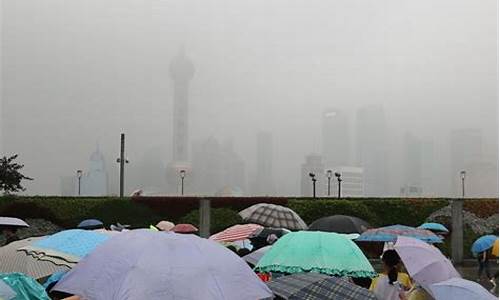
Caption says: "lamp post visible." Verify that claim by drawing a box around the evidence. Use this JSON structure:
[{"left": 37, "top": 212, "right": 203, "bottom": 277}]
[
  {"left": 179, "top": 169, "right": 186, "bottom": 195},
  {"left": 326, "top": 170, "right": 333, "bottom": 196},
  {"left": 460, "top": 170, "right": 466, "bottom": 198},
  {"left": 76, "top": 170, "right": 83, "bottom": 196},
  {"left": 309, "top": 173, "right": 317, "bottom": 198},
  {"left": 116, "top": 133, "right": 129, "bottom": 198},
  {"left": 335, "top": 172, "right": 342, "bottom": 199}
]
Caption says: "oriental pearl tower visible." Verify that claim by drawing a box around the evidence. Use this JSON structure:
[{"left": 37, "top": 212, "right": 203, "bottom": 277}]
[{"left": 166, "top": 47, "right": 195, "bottom": 194}]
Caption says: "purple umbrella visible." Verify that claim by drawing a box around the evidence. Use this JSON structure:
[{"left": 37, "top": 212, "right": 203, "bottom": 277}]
[
  {"left": 394, "top": 236, "right": 460, "bottom": 291},
  {"left": 53, "top": 229, "right": 273, "bottom": 300}
]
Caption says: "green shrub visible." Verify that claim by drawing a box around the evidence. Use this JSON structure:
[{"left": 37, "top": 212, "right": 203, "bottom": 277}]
[{"left": 179, "top": 208, "right": 242, "bottom": 234}]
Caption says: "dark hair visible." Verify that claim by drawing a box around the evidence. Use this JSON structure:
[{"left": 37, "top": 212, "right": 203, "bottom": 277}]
[
  {"left": 382, "top": 250, "right": 400, "bottom": 285},
  {"left": 352, "top": 277, "right": 372, "bottom": 289},
  {"left": 226, "top": 245, "right": 238, "bottom": 253},
  {"left": 237, "top": 248, "right": 251, "bottom": 257}
]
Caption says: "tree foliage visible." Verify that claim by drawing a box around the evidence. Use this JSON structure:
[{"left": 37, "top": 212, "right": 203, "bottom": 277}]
[{"left": 0, "top": 155, "right": 33, "bottom": 194}]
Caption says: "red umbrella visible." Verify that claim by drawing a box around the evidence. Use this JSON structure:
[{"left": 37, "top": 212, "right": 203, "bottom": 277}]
[
  {"left": 210, "top": 224, "right": 263, "bottom": 243},
  {"left": 172, "top": 224, "right": 198, "bottom": 234}
]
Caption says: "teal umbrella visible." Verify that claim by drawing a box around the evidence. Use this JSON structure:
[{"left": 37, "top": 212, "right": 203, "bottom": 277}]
[
  {"left": 0, "top": 273, "right": 50, "bottom": 300},
  {"left": 255, "top": 231, "right": 376, "bottom": 277}
]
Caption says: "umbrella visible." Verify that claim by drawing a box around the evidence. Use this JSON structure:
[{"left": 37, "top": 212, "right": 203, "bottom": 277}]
[
  {"left": 394, "top": 236, "right": 460, "bottom": 290},
  {"left": 471, "top": 235, "right": 498, "bottom": 255},
  {"left": 19, "top": 229, "right": 110, "bottom": 266},
  {"left": 492, "top": 239, "right": 499, "bottom": 257},
  {"left": 243, "top": 246, "right": 272, "bottom": 266},
  {"left": 0, "top": 280, "right": 16, "bottom": 300},
  {"left": 53, "top": 229, "right": 273, "bottom": 300},
  {"left": 0, "top": 237, "right": 70, "bottom": 279},
  {"left": 77, "top": 219, "right": 104, "bottom": 230},
  {"left": 356, "top": 225, "right": 443, "bottom": 243},
  {"left": 239, "top": 204, "right": 307, "bottom": 230},
  {"left": 155, "top": 221, "right": 175, "bottom": 231},
  {"left": 210, "top": 224, "right": 263, "bottom": 243},
  {"left": 418, "top": 223, "right": 449, "bottom": 233},
  {"left": 171, "top": 223, "right": 198, "bottom": 233},
  {"left": 255, "top": 231, "right": 376, "bottom": 277},
  {"left": 429, "top": 278, "right": 497, "bottom": 300},
  {"left": 308, "top": 215, "right": 370, "bottom": 234},
  {"left": 267, "top": 273, "right": 377, "bottom": 300},
  {"left": 0, "top": 218, "right": 29, "bottom": 228},
  {"left": 0, "top": 272, "right": 50, "bottom": 300}
]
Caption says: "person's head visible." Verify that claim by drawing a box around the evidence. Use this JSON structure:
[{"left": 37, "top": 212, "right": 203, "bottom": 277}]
[
  {"left": 382, "top": 250, "right": 401, "bottom": 285},
  {"left": 351, "top": 277, "right": 372, "bottom": 289},
  {"left": 1, "top": 226, "right": 17, "bottom": 237},
  {"left": 226, "top": 245, "right": 238, "bottom": 254}
]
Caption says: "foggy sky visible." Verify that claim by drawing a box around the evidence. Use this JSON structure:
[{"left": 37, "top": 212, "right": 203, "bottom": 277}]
[{"left": 1, "top": 0, "right": 498, "bottom": 196}]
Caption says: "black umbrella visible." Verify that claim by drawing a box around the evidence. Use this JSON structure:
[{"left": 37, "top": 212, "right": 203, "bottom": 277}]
[{"left": 308, "top": 215, "right": 370, "bottom": 234}]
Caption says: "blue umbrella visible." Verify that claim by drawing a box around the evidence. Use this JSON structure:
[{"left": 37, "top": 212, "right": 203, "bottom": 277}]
[
  {"left": 53, "top": 229, "right": 273, "bottom": 300},
  {"left": 418, "top": 223, "right": 449, "bottom": 233},
  {"left": 356, "top": 225, "right": 443, "bottom": 243},
  {"left": 0, "top": 273, "right": 50, "bottom": 300},
  {"left": 0, "top": 279, "right": 16, "bottom": 300},
  {"left": 20, "top": 229, "right": 110, "bottom": 264},
  {"left": 471, "top": 235, "right": 498, "bottom": 255},
  {"left": 77, "top": 219, "right": 104, "bottom": 229}
]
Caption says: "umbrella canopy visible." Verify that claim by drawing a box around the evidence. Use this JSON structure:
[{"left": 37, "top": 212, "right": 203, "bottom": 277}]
[
  {"left": 394, "top": 236, "right": 460, "bottom": 290},
  {"left": 155, "top": 221, "right": 175, "bottom": 232},
  {"left": 471, "top": 235, "right": 498, "bottom": 255},
  {"left": 77, "top": 219, "right": 104, "bottom": 230},
  {"left": 171, "top": 223, "right": 198, "bottom": 233},
  {"left": 0, "top": 280, "right": 16, "bottom": 300},
  {"left": 255, "top": 231, "right": 376, "bottom": 277},
  {"left": 0, "top": 218, "right": 29, "bottom": 228},
  {"left": 356, "top": 225, "right": 443, "bottom": 243},
  {"left": 53, "top": 229, "right": 273, "bottom": 300},
  {"left": 19, "top": 229, "right": 110, "bottom": 265},
  {"left": 243, "top": 246, "right": 271, "bottom": 266},
  {"left": 429, "top": 278, "right": 497, "bottom": 300},
  {"left": 308, "top": 215, "right": 370, "bottom": 234},
  {"left": 492, "top": 239, "right": 499, "bottom": 257},
  {"left": 0, "top": 237, "right": 70, "bottom": 279},
  {"left": 0, "top": 272, "right": 50, "bottom": 300},
  {"left": 239, "top": 204, "right": 307, "bottom": 230},
  {"left": 210, "top": 224, "right": 263, "bottom": 243},
  {"left": 267, "top": 272, "right": 377, "bottom": 300},
  {"left": 418, "top": 222, "right": 449, "bottom": 233}
]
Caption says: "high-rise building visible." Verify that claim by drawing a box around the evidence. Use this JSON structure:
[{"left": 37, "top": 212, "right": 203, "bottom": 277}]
[
  {"left": 191, "top": 137, "right": 245, "bottom": 196},
  {"left": 450, "top": 129, "right": 482, "bottom": 196},
  {"left": 300, "top": 154, "right": 325, "bottom": 197},
  {"left": 322, "top": 109, "right": 350, "bottom": 167},
  {"left": 328, "top": 166, "right": 364, "bottom": 197},
  {"left": 253, "top": 131, "right": 275, "bottom": 195},
  {"left": 166, "top": 48, "right": 195, "bottom": 192},
  {"left": 355, "top": 105, "right": 388, "bottom": 196}
]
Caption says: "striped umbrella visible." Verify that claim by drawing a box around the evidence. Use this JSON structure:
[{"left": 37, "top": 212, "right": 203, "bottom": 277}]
[
  {"left": 0, "top": 237, "right": 70, "bottom": 280},
  {"left": 356, "top": 225, "right": 443, "bottom": 244},
  {"left": 239, "top": 204, "right": 307, "bottom": 231},
  {"left": 210, "top": 224, "right": 263, "bottom": 243},
  {"left": 267, "top": 273, "right": 376, "bottom": 300}
]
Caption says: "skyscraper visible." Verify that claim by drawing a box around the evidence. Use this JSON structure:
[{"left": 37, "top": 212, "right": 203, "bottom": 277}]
[
  {"left": 166, "top": 48, "right": 195, "bottom": 193},
  {"left": 253, "top": 131, "right": 275, "bottom": 195},
  {"left": 322, "top": 109, "right": 350, "bottom": 167},
  {"left": 355, "top": 105, "right": 388, "bottom": 196}
]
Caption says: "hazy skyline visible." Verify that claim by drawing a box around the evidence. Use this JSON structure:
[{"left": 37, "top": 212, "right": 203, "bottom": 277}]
[{"left": 1, "top": 0, "right": 498, "bottom": 196}]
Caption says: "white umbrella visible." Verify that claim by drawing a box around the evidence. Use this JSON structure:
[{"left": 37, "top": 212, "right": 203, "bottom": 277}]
[
  {"left": 0, "top": 217, "right": 29, "bottom": 227},
  {"left": 429, "top": 278, "right": 497, "bottom": 300}
]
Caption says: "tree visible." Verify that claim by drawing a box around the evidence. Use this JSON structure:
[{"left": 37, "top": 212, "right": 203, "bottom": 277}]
[{"left": 0, "top": 155, "right": 33, "bottom": 195}]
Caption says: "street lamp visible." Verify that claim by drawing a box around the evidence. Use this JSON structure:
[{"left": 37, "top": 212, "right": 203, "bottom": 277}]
[
  {"left": 335, "top": 172, "right": 342, "bottom": 199},
  {"left": 76, "top": 170, "right": 83, "bottom": 196},
  {"left": 460, "top": 170, "right": 466, "bottom": 198},
  {"left": 326, "top": 170, "right": 333, "bottom": 196},
  {"left": 309, "top": 173, "right": 317, "bottom": 198},
  {"left": 179, "top": 169, "right": 186, "bottom": 196}
]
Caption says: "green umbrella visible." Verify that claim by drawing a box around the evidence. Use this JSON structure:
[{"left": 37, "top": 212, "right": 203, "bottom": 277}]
[{"left": 255, "top": 231, "right": 376, "bottom": 278}]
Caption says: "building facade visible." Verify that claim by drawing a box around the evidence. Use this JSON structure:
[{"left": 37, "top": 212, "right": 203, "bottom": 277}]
[
  {"left": 322, "top": 109, "right": 350, "bottom": 168},
  {"left": 252, "top": 131, "right": 275, "bottom": 195}
]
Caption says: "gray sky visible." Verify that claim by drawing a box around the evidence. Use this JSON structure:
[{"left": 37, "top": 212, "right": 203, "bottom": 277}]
[{"left": 1, "top": 0, "right": 498, "bottom": 196}]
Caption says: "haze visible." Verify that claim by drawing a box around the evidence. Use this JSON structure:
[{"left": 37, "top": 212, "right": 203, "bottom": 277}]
[{"left": 1, "top": 0, "right": 498, "bottom": 197}]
